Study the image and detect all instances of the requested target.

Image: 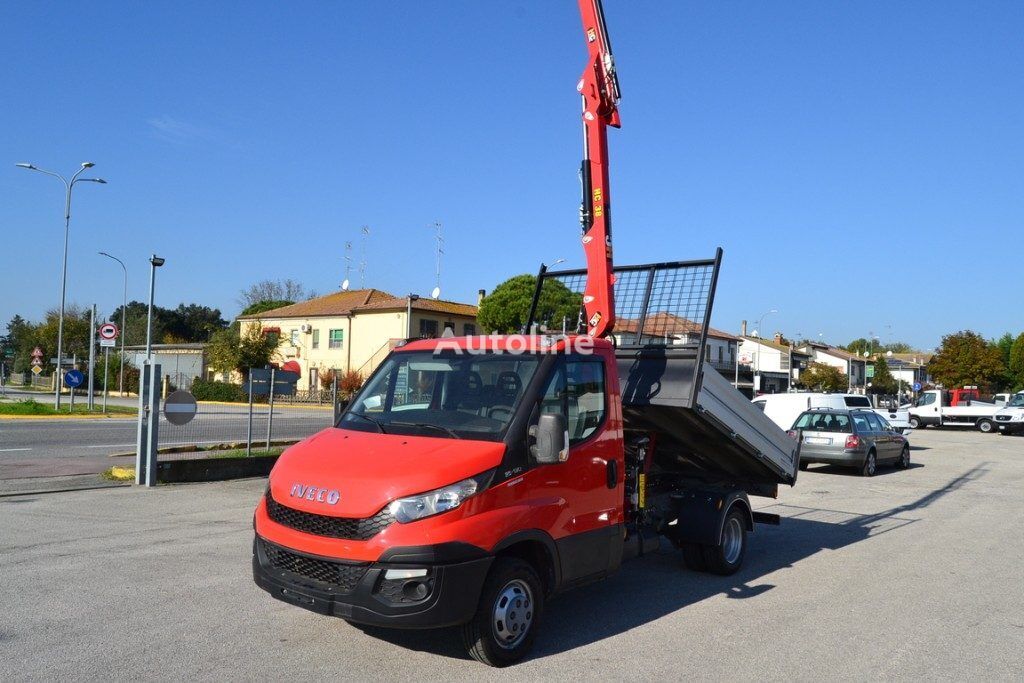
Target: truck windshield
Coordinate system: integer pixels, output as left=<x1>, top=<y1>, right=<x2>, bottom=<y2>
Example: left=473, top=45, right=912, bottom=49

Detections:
left=1010, top=395, right=1024, bottom=408
left=338, top=351, right=541, bottom=441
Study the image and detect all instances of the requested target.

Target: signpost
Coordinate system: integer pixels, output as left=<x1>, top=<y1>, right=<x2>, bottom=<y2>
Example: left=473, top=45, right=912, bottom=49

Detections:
left=913, top=382, right=922, bottom=392
left=98, top=322, right=119, bottom=348
left=65, top=367, right=84, bottom=411
left=164, top=390, right=198, bottom=426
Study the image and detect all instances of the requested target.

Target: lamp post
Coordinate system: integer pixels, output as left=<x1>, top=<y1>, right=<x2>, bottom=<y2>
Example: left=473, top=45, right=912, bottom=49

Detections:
left=406, top=294, right=420, bottom=338
left=98, top=251, right=128, bottom=395
left=146, top=255, right=165, bottom=360
left=17, top=162, right=107, bottom=408
left=752, top=308, right=778, bottom=395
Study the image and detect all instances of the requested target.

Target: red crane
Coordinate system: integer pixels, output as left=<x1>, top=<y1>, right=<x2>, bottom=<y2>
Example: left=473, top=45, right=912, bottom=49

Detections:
left=576, top=0, right=621, bottom=338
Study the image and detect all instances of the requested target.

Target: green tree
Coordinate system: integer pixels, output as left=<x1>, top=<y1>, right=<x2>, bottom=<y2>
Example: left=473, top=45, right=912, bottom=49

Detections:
left=207, top=322, right=279, bottom=376
left=869, top=357, right=898, bottom=395
left=799, top=362, right=848, bottom=392
left=1008, top=333, right=1024, bottom=391
left=929, top=330, right=1005, bottom=390
left=478, top=275, right=581, bottom=334
left=845, top=338, right=871, bottom=355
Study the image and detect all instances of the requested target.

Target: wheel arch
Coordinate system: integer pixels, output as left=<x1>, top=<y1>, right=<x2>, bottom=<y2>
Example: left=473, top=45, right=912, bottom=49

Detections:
left=493, top=530, right=561, bottom=596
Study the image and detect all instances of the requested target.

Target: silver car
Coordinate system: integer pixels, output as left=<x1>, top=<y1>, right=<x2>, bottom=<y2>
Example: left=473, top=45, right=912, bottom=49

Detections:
left=790, top=408, right=910, bottom=476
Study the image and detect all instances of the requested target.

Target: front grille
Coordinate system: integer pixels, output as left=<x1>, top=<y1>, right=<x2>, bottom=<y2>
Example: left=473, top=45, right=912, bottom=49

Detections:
left=266, top=493, right=394, bottom=540
left=262, top=541, right=368, bottom=592
left=996, top=415, right=1011, bottom=422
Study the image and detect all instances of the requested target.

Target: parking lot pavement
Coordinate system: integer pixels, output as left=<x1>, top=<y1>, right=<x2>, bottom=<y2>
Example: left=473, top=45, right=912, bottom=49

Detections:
left=1, top=430, right=1022, bottom=680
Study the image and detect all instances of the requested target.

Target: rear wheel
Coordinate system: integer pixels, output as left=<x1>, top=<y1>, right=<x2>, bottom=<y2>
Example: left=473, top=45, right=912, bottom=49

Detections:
left=462, top=557, right=544, bottom=667
left=680, top=542, right=707, bottom=572
left=700, top=507, right=747, bottom=576
left=977, top=419, right=994, bottom=434
left=908, top=416, right=922, bottom=429
left=861, top=450, right=877, bottom=477
left=896, top=445, right=910, bottom=469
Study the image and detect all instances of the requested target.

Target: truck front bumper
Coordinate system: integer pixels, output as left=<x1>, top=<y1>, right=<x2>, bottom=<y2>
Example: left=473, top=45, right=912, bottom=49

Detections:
left=995, top=421, right=1024, bottom=435
left=253, top=535, right=492, bottom=628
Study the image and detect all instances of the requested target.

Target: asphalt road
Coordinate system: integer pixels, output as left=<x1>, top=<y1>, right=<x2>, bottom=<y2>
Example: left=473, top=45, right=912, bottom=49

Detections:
left=0, top=404, right=333, bottom=479
left=1, top=429, right=1022, bottom=680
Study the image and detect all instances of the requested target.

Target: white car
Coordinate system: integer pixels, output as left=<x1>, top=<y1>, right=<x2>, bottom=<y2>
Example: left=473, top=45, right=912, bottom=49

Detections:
left=752, top=392, right=912, bottom=432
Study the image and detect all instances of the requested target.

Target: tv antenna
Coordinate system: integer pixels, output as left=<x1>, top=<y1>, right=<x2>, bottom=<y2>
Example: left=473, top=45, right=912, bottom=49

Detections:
left=359, top=225, right=370, bottom=288
left=431, top=221, right=444, bottom=298
left=342, top=241, right=353, bottom=291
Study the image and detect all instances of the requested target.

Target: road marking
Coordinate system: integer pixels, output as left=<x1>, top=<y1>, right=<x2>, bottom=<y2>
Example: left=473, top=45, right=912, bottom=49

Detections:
left=0, top=448, right=32, bottom=452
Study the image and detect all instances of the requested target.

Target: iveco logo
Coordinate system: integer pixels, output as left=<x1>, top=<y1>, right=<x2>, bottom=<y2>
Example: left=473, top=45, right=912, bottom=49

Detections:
left=290, top=483, right=340, bottom=505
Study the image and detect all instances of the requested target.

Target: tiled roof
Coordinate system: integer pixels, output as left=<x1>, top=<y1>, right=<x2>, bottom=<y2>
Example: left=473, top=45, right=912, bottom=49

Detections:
left=617, top=313, right=740, bottom=341
left=354, top=296, right=478, bottom=317
left=815, top=346, right=865, bottom=362
left=741, top=335, right=792, bottom=352
left=237, top=289, right=394, bottom=319
left=238, top=289, right=477, bottom=320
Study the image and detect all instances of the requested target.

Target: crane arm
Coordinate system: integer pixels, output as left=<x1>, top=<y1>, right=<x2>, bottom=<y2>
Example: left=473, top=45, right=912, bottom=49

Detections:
left=577, top=0, right=621, bottom=338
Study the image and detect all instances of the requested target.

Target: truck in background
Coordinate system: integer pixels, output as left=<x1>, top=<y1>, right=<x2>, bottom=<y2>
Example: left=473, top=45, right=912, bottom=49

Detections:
left=752, top=393, right=911, bottom=432
left=908, top=388, right=1001, bottom=432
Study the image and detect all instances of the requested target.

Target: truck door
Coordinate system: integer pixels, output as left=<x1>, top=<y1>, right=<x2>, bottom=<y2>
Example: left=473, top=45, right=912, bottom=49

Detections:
left=534, top=355, right=621, bottom=584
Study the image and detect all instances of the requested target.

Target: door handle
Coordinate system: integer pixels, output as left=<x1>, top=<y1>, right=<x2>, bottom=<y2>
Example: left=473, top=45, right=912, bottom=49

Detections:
left=606, top=460, right=618, bottom=489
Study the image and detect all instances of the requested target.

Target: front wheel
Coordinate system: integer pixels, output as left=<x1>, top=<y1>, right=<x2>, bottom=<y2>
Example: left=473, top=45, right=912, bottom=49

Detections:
left=462, top=557, right=544, bottom=667
left=908, top=416, right=922, bottom=429
left=977, top=419, right=994, bottom=434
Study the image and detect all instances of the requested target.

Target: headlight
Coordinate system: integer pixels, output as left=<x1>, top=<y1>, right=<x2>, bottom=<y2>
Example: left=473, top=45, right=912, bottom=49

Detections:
left=388, top=477, right=481, bottom=524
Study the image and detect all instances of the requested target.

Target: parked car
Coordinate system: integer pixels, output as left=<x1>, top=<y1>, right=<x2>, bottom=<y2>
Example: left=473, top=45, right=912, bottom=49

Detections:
left=753, top=393, right=911, bottom=433
left=994, top=393, right=1024, bottom=435
left=789, top=408, right=910, bottom=476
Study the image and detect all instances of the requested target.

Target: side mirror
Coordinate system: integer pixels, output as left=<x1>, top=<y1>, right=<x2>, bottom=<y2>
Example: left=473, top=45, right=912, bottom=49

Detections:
left=530, top=413, right=568, bottom=464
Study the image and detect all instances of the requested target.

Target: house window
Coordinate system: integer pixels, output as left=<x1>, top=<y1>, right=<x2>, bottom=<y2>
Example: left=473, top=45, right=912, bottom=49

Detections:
left=311, top=329, right=320, bottom=349
left=463, top=323, right=476, bottom=336
left=290, top=329, right=300, bottom=346
left=419, top=319, right=439, bottom=338
left=443, top=321, right=455, bottom=334
left=718, top=346, right=724, bottom=362
left=329, top=329, right=344, bottom=349
left=705, top=346, right=712, bottom=362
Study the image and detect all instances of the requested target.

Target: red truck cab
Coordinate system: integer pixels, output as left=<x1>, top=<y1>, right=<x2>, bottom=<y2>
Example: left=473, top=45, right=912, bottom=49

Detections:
left=254, top=335, right=628, bottom=665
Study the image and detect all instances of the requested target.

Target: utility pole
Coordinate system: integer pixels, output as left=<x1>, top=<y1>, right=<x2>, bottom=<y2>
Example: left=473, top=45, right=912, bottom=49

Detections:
left=359, top=226, right=370, bottom=288
left=87, top=304, right=96, bottom=410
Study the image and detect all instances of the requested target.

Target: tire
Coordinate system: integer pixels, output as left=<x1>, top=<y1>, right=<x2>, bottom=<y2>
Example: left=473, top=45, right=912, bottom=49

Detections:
left=977, top=419, right=994, bottom=434
left=861, top=450, right=877, bottom=477
left=799, top=460, right=809, bottom=471
left=700, top=507, right=747, bottom=576
left=681, top=542, right=707, bottom=572
left=896, top=445, right=910, bottom=469
left=908, top=416, right=922, bottom=429
left=462, top=557, right=544, bottom=667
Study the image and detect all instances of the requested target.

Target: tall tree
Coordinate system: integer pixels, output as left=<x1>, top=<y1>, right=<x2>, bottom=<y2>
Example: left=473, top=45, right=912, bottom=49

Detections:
left=799, top=362, right=848, bottom=392
left=870, top=357, right=898, bottom=395
left=241, top=300, right=294, bottom=317
left=929, top=330, right=1005, bottom=389
left=238, top=279, right=315, bottom=308
left=1008, top=333, right=1024, bottom=391
left=478, top=275, right=581, bottom=334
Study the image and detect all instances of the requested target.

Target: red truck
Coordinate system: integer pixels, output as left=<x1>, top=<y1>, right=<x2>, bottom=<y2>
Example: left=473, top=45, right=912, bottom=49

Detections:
left=252, top=1, right=799, bottom=666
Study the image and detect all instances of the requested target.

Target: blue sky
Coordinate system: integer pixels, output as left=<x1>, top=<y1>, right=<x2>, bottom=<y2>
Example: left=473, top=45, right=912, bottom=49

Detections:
left=2, top=1, right=1021, bottom=350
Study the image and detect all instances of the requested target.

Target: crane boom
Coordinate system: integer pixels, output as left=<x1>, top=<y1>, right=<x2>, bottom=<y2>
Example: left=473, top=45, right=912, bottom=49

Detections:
left=577, top=0, right=621, bottom=338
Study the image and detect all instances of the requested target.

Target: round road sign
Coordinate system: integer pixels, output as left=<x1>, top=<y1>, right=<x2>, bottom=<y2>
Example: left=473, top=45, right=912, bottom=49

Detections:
left=64, top=369, right=85, bottom=388
left=164, top=390, right=198, bottom=426
left=98, top=323, right=119, bottom=340
left=912, top=382, right=922, bottom=392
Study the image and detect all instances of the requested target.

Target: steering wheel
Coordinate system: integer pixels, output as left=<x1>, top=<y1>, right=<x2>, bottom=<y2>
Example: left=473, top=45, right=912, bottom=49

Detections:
left=487, top=405, right=514, bottom=421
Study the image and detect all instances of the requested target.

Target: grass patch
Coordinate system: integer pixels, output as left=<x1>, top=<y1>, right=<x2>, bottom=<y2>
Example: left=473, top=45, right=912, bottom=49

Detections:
left=208, top=447, right=285, bottom=459
left=0, top=399, right=136, bottom=416
left=102, top=465, right=135, bottom=481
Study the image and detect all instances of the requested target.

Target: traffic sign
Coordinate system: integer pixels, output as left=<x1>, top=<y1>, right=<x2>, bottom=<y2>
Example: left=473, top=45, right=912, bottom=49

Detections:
left=98, top=323, right=119, bottom=340
left=913, top=382, right=922, bottom=392
left=31, top=365, right=43, bottom=376
left=164, top=390, right=198, bottom=426
left=50, top=357, right=74, bottom=365
left=64, top=369, right=85, bottom=388
left=30, top=358, right=42, bottom=366
left=31, top=347, right=44, bottom=359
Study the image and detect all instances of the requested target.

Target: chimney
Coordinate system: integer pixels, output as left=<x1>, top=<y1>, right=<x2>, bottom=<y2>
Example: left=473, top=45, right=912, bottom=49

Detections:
left=741, top=320, right=747, bottom=337
left=774, top=332, right=784, bottom=345
left=477, top=289, right=486, bottom=306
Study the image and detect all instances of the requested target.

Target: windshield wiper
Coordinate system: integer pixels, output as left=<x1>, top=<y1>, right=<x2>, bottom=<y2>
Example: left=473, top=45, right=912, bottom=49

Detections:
left=390, top=422, right=462, bottom=439
left=347, top=412, right=387, bottom=434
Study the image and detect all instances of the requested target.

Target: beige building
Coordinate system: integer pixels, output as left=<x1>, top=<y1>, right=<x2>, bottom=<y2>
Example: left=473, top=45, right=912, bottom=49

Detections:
left=237, top=289, right=478, bottom=390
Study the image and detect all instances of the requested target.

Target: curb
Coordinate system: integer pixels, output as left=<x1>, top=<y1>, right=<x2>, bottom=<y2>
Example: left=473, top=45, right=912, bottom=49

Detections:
left=196, top=400, right=333, bottom=411
left=107, top=438, right=300, bottom=458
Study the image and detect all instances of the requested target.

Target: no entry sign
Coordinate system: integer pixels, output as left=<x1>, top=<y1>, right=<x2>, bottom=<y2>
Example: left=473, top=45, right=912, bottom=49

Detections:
left=164, top=390, right=198, bottom=426
left=98, top=323, right=119, bottom=348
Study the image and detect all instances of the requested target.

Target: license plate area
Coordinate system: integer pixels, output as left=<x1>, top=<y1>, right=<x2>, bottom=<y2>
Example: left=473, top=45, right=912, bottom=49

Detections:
left=804, top=436, right=831, bottom=445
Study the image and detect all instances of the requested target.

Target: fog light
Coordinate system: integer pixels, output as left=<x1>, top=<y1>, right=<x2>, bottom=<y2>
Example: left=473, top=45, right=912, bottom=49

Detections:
left=384, top=568, right=428, bottom=580
left=403, top=580, right=429, bottom=600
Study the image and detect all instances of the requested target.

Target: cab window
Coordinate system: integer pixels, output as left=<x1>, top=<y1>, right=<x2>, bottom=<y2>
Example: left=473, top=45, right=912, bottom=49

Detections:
left=536, top=358, right=607, bottom=445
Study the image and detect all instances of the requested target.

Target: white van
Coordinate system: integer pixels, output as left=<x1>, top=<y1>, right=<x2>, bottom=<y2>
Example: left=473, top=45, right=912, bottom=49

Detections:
left=752, top=393, right=911, bottom=432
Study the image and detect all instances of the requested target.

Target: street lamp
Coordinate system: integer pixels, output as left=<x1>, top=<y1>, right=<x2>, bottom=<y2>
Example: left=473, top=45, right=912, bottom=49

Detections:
left=17, top=162, right=107, bottom=408
left=146, top=255, right=165, bottom=360
left=406, top=294, right=420, bottom=338
left=98, top=251, right=128, bottom=395
left=752, top=308, right=778, bottom=395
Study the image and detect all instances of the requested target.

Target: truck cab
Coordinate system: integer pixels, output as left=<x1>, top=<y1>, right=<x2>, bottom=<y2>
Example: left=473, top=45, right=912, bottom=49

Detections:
left=994, top=393, right=1024, bottom=435
left=908, top=388, right=1000, bottom=432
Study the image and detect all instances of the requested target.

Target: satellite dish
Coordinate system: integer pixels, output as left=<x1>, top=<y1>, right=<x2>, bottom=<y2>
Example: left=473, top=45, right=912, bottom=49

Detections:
left=341, top=279, right=350, bottom=291
left=431, top=286, right=441, bottom=299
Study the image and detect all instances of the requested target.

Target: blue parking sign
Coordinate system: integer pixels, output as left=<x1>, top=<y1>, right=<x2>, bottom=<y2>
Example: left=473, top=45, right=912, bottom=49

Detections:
left=64, top=369, right=85, bottom=388
left=912, top=382, right=922, bottom=392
